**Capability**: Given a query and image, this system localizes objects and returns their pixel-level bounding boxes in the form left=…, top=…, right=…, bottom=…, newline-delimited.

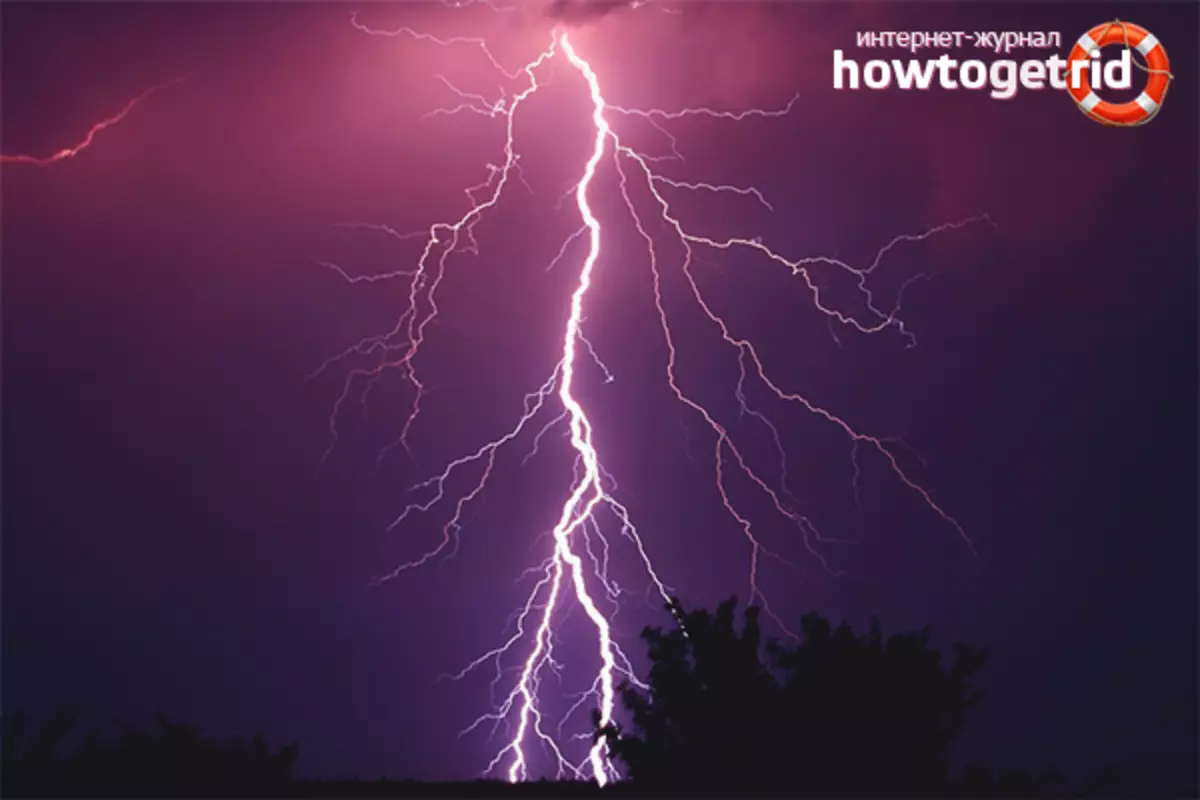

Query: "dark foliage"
left=1, top=705, right=297, bottom=797
left=5, top=602, right=1126, bottom=798
left=596, top=598, right=1073, bottom=798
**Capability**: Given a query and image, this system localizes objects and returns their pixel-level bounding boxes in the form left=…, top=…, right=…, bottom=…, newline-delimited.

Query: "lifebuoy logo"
left=1066, top=22, right=1171, bottom=126
left=835, top=20, right=1175, bottom=127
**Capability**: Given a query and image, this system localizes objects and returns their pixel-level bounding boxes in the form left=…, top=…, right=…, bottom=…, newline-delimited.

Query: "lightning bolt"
left=315, top=10, right=993, bottom=786
left=1, top=74, right=193, bottom=166
left=0, top=1, right=992, bottom=788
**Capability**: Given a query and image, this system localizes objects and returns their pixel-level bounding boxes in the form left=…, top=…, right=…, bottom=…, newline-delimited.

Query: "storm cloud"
left=543, top=0, right=634, bottom=26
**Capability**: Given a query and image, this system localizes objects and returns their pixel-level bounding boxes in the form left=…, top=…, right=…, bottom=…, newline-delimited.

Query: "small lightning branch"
left=314, top=7, right=991, bottom=786
left=1, top=74, right=194, bottom=166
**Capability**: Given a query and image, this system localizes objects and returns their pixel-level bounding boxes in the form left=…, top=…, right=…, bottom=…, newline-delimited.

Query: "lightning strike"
left=319, top=10, right=991, bottom=786
left=1, top=74, right=193, bottom=166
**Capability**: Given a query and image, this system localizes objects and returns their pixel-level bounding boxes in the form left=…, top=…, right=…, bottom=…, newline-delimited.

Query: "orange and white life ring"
left=1067, top=21, right=1172, bottom=127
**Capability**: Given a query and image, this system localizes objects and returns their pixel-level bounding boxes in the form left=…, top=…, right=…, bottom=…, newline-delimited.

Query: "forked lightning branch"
left=834, top=46, right=1136, bottom=100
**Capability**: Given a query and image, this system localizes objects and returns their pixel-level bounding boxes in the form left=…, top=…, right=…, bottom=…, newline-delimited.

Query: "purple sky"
left=3, top=1, right=1197, bottom=794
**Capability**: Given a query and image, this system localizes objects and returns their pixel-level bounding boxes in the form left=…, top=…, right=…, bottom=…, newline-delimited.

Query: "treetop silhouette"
left=597, top=597, right=999, bottom=797
left=4, top=600, right=1111, bottom=797
left=2, top=705, right=297, bottom=797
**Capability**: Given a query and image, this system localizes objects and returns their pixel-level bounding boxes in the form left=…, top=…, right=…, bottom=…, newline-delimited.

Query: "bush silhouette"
left=2, top=705, right=297, bottom=797
left=6, top=603, right=1120, bottom=797
left=596, top=598, right=1062, bottom=797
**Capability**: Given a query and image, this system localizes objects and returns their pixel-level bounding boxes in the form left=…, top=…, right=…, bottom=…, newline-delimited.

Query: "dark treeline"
left=3, top=599, right=1127, bottom=798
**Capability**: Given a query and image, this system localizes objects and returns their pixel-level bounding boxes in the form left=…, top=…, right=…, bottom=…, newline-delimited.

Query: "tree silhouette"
left=2, top=706, right=298, bottom=797
left=597, top=598, right=1013, bottom=797
left=3, top=608, right=1121, bottom=798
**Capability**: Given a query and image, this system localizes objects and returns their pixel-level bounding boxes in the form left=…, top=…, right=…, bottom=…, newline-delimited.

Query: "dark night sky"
left=3, top=0, right=1197, bottom=794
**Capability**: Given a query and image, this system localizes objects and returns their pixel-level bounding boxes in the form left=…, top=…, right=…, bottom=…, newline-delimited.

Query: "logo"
left=835, top=20, right=1175, bottom=126
left=1067, top=21, right=1172, bottom=127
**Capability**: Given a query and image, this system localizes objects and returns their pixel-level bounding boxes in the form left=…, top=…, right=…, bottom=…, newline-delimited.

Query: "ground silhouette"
left=4, top=600, right=1122, bottom=798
